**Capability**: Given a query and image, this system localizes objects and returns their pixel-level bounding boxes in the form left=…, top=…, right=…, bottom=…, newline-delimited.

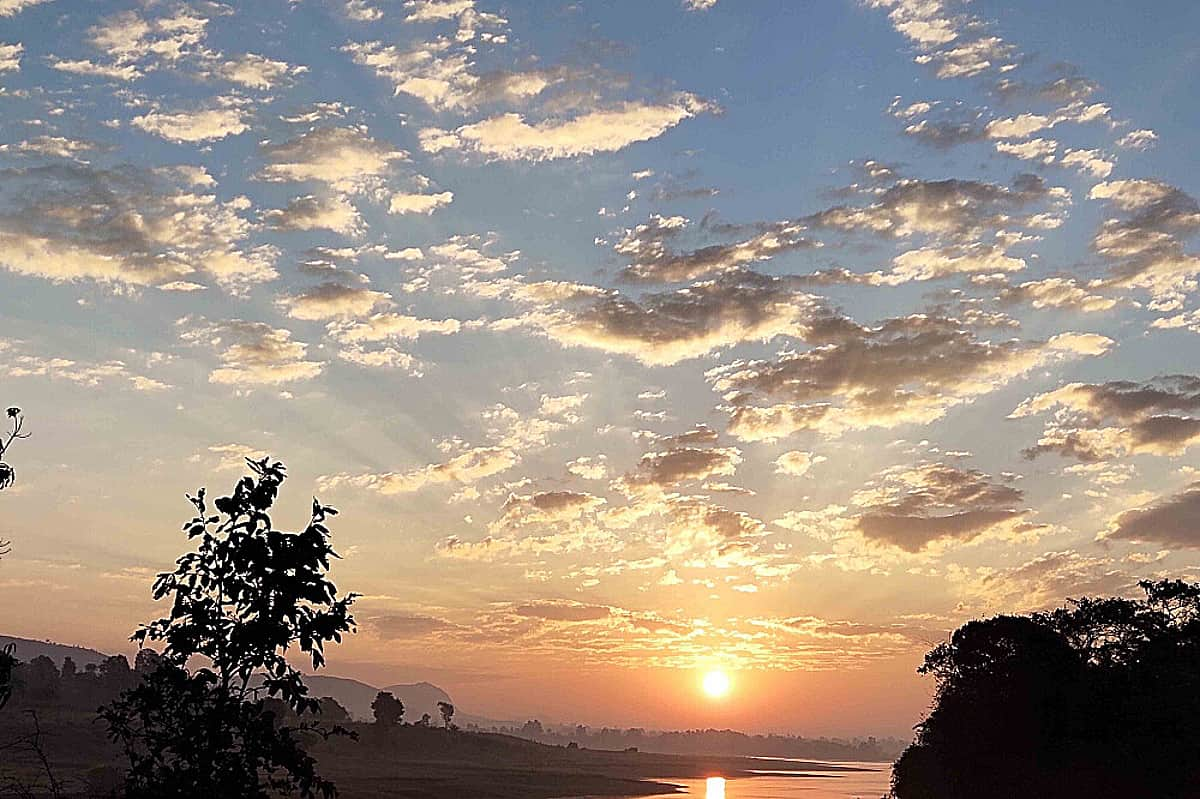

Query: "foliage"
left=0, top=643, right=16, bottom=711
left=437, top=700, right=455, bottom=729
left=102, top=457, right=358, bottom=799
left=0, top=406, right=29, bottom=494
left=101, top=664, right=337, bottom=799
left=371, top=691, right=404, bottom=726
left=891, top=579, right=1200, bottom=798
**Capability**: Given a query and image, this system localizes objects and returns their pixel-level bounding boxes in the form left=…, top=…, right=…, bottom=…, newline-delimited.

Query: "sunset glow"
left=0, top=0, right=1197, bottom=747
left=702, top=670, right=732, bottom=699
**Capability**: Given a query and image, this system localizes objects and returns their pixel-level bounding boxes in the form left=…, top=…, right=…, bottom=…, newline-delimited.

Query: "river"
left=646, top=760, right=891, bottom=799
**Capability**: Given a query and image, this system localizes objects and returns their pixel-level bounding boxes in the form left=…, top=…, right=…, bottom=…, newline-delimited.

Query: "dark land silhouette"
left=892, top=579, right=1200, bottom=798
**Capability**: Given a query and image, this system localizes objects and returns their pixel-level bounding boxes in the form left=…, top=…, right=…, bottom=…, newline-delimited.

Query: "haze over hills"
left=303, top=673, right=455, bottom=723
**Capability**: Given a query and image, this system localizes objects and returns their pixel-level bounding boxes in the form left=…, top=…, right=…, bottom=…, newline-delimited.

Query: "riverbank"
left=312, top=727, right=879, bottom=799
left=0, top=706, right=880, bottom=799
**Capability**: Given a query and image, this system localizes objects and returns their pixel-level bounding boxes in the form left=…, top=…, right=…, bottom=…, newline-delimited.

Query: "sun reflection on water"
left=705, top=776, right=726, bottom=799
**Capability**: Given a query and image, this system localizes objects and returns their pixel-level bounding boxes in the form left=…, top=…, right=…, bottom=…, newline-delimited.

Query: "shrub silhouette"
left=372, top=691, right=404, bottom=726
left=101, top=457, right=358, bottom=799
left=891, top=579, right=1200, bottom=799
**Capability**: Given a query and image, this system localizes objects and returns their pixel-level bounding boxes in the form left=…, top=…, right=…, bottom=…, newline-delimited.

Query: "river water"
left=647, top=761, right=892, bottom=799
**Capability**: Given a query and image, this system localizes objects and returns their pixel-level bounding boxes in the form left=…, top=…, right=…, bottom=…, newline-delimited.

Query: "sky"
left=0, top=0, right=1198, bottom=739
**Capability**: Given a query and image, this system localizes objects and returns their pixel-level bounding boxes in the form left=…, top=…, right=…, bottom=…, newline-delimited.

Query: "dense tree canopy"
left=892, top=579, right=1200, bottom=799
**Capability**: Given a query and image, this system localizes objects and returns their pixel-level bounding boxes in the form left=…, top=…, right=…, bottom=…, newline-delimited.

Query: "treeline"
left=892, top=579, right=1200, bottom=798
left=479, top=719, right=907, bottom=761
left=3, top=649, right=354, bottom=723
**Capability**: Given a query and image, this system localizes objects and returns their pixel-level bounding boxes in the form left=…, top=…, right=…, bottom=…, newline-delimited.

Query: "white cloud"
left=0, top=42, right=21, bottom=72
left=424, top=94, right=712, bottom=161
left=388, top=190, right=453, bottom=215
left=132, top=104, right=250, bottom=143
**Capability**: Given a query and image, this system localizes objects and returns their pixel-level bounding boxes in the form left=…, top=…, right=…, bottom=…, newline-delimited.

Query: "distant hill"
left=303, top=674, right=454, bottom=722
left=0, top=635, right=109, bottom=668
left=0, top=633, right=456, bottom=724
left=380, top=681, right=453, bottom=722
left=302, top=674, right=386, bottom=721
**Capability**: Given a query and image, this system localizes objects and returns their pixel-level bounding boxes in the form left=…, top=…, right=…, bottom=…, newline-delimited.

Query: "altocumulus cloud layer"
left=2, top=0, right=1200, bottom=704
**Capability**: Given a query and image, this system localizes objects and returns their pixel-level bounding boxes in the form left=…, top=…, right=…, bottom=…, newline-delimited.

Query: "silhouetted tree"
left=100, top=457, right=358, bottom=799
left=437, top=700, right=454, bottom=729
left=417, top=713, right=432, bottom=727
left=19, top=655, right=61, bottom=703
left=0, top=643, right=16, bottom=711
left=891, top=579, right=1200, bottom=799
left=317, top=697, right=351, bottom=725
left=133, top=648, right=162, bottom=675
left=371, top=691, right=404, bottom=726
left=0, top=406, right=29, bottom=493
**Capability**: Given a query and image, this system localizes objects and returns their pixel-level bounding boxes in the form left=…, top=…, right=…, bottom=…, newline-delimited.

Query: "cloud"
left=211, top=53, right=306, bottom=90
left=625, top=446, right=743, bottom=488
left=1013, top=376, right=1200, bottom=460
left=337, top=346, right=421, bottom=373
left=258, top=127, right=406, bottom=192
left=0, top=163, right=275, bottom=290
left=368, top=613, right=455, bottom=639
left=319, top=445, right=519, bottom=494
left=178, top=317, right=324, bottom=386
left=0, top=341, right=169, bottom=393
left=61, top=7, right=209, bottom=81
left=774, top=450, right=823, bottom=477
left=566, top=455, right=608, bottom=480
left=710, top=312, right=1112, bottom=441
left=405, top=0, right=476, bottom=22
left=806, top=174, right=1059, bottom=243
left=328, top=312, right=462, bottom=343
left=341, top=37, right=554, bottom=113
left=514, top=600, right=612, bottom=622
left=1107, top=483, right=1200, bottom=549
left=278, top=282, right=391, bottom=321
left=48, top=57, right=140, bottom=81
left=887, top=244, right=1024, bottom=282
left=994, top=276, right=1117, bottom=313
left=851, top=462, right=1030, bottom=552
left=0, top=136, right=93, bottom=160
left=1088, top=179, right=1200, bottom=308
left=388, top=190, right=453, bottom=215
left=506, top=269, right=836, bottom=366
left=956, top=551, right=1138, bottom=612
left=1060, top=148, right=1114, bottom=179
left=496, top=490, right=607, bottom=529
left=131, top=103, right=250, bottom=143
left=264, top=194, right=363, bottom=235
left=0, top=42, right=21, bottom=72
left=994, top=138, right=1057, bottom=162
left=0, top=0, right=51, bottom=15
left=614, top=214, right=814, bottom=283
left=1117, top=129, right=1157, bottom=150
left=420, top=94, right=711, bottom=161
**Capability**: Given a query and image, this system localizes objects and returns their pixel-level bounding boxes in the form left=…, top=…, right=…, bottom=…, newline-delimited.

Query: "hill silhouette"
left=303, top=675, right=453, bottom=722
left=0, top=635, right=109, bottom=669
left=0, top=633, right=460, bottom=724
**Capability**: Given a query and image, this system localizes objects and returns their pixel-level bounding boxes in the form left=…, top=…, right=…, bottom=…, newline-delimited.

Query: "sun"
left=701, top=669, right=731, bottom=698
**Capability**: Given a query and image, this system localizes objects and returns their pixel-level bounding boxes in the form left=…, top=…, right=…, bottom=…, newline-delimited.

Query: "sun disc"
left=702, top=669, right=731, bottom=698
